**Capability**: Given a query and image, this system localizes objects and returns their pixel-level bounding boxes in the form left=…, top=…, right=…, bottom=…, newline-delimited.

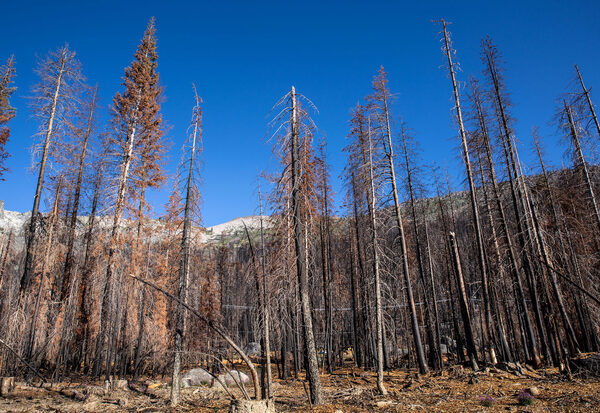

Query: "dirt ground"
left=1, top=365, right=599, bottom=412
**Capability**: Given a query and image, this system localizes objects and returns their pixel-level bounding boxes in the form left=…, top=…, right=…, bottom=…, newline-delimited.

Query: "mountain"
left=0, top=200, right=270, bottom=248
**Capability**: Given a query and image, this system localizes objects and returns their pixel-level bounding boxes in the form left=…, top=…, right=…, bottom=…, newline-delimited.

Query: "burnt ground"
left=1, top=364, right=599, bottom=412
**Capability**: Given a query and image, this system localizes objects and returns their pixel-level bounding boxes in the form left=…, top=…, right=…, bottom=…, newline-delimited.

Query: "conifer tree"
left=437, top=19, right=487, bottom=368
left=94, top=18, right=163, bottom=377
left=0, top=56, right=16, bottom=179
left=367, top=68, right=428, bottom=375
left=22, top=46, right=83, bottom=291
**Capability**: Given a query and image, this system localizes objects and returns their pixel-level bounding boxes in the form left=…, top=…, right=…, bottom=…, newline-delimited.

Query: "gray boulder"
left=212, top=370, right=250, bottom=388
left=245, top=342, right=261, bottom=356
left=182, top=368, right=214, bottom=386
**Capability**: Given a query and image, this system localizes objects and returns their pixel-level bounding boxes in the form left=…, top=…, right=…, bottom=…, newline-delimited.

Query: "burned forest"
left=1, top=14, right=600, bottom=413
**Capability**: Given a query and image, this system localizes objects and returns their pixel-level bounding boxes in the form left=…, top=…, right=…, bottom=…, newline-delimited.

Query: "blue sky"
left=1, top=1, right=599, bottom=226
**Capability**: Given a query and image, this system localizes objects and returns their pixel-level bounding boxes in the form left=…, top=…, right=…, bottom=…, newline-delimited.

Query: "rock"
left=113, top=379, right=128, bottom=390
left=376, top=401, right=393, bottom=407
left=229, top=399, right=276, bottom=413
left=526, top=386, right=540, bottom=396
left=0, top=377, right=14, bottom=396
left=216, top=370, right=250, bottom=387
left=118, top=398, right=128, bottom=407
left=244, top=342, right=262, bottom=357
left=182, top=368, right=214, bottom=386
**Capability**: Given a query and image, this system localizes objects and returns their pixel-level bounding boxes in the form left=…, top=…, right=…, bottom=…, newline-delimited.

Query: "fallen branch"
left=129, top=274, right=260, bottom=400
left=534, top=257, right=600, bottom=306
left=0, top=338, right=47, bottom=384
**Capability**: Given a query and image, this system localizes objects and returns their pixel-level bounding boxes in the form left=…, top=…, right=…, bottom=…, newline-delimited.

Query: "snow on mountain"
left=0, top=200, right=270, bottom=247
left=203, top=215, right=271, bottom=240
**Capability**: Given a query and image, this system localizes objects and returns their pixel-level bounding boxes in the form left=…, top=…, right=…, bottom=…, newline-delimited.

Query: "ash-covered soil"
left=1, top=364, right=599, bottom=412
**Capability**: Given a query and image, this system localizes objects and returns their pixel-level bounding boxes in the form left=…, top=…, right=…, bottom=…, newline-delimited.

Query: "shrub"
left=480, top=395, right=496, bottom=407
left=517, top=390, right=534, bottom=406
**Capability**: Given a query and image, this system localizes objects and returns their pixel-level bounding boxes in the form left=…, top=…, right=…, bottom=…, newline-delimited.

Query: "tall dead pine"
left=289, top=86, right=323, bottom=404
left=22, top=46, right=82, bottom=291
left=171, top=87, right=202, bottom=406
left=438, top=20, right=491, bottom=365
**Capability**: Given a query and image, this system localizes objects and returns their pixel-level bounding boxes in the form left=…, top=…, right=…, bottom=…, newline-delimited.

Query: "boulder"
left=182, top=368, right=214, bottom=386
left=245, top=342, right=261, bottom=357
left=113, top=379, right=128, bottom=390
left=214, top=370, right=250, bottom=387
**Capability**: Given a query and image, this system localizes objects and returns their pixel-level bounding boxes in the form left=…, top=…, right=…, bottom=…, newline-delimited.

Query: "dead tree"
left=466, top=76, right=531, bottom=362
left=563, top=100, right=600, bottom=236
left=258, top=181, right=273, bottom=399
left=368, top=70, right=428, bottom=374
left=448, top=232, right=479, bottom=370
left=575, top=64, right=600, bottom=140
left=171, top=86, right=202, bottom=406
left=60, top=86, right=97, bottom=301
left=94, top=19, right=162, bottom=377
left=22, top=46, right=82, bottom=291
left=25, top=177, right=63, bottom=362
left=399, top=124, right=440, bottom=371
left=481, top=36, right=545, bottom=366
left=365, top=118, right=388, bottom=394
left=438, top=20, right=493, bottom=365
left=287, top=86, right=324, bottom=404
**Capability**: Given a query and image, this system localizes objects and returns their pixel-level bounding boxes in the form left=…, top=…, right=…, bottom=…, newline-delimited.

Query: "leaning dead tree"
left=575, top=64, right=600, bottom=141
left=562, top=100, right=600, bottom=236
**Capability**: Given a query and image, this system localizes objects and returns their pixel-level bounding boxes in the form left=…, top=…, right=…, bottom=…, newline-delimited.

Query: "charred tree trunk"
left=171, top=92, right=201, bottom=405
left=290, top=86, right=323, bottom=404
left=448, top=232, right=479, bottom=370
left=22, top=56, right=67, bottom=292
left=440, top=21, right=495, bottom=364
left=564, top=100, right=600, bottom=236
left=365, top=122, right=388, bottom=394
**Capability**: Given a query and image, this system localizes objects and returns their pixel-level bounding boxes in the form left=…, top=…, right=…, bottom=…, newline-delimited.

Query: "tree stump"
left=229, top=399, right=276, bottom=413
left=0, top=377, right=14, bottom=396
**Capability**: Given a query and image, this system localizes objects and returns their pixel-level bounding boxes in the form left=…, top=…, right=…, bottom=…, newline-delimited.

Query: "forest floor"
left=1, top=363, right=599, bottom=412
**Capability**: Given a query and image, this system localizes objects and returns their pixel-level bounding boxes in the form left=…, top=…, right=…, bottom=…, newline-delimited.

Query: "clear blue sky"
left=1, top=1, right=599, bottom=226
